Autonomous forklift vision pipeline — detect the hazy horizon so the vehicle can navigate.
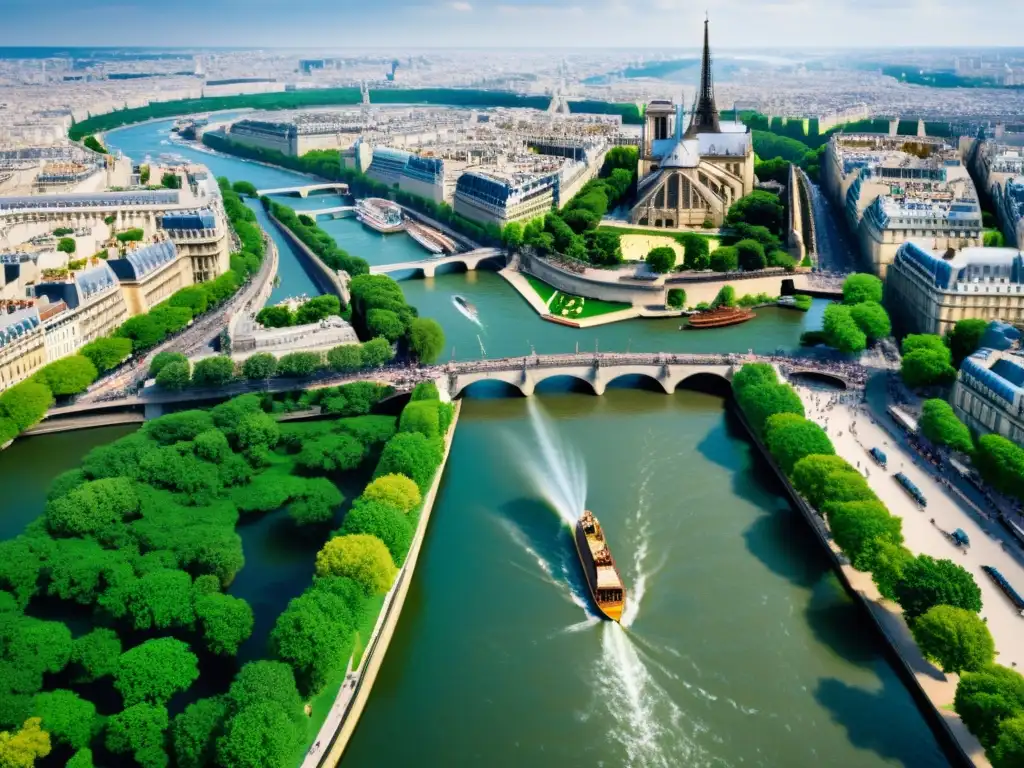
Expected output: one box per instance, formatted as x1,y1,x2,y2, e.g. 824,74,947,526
3,0,1023,49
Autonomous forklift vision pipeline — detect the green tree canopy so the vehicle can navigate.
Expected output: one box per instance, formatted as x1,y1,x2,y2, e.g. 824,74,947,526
33,356,97,397
172,697,227,768
408,318,445,364
155,360,191,391
764,413,834,474
296,433,364,475
215,702,302,768
144,410,214,445
919,399,974,453
288,477,344,527
823,499,903,570
993,714,1024,768
679,233,711,270
735,381,805,437
57,237,76,254
256,306,293,328
822,303,867,354
842,273,883,304
735,239,767,271
269,590,356,696
711,285,736,308
362,474,422,514
366,309,406,342
709,246,738,272
360,337,394,368
732,363,777,392
645,246,676,274
191,356,235,388
105,703,168,768
791,454,860,509
374,431,443,491
849,301,891,343
44,476,138,538
947,318,988,367
974,434,1024,503
326,344,363,373
341,499,413,566
194,593,254,657
955,664,1024,748
0,381,52,432
911,604,995,674
0,718,50,768
315,534,397,594
69,628,121,683
79,337,133,373
901,347,956,389
894,554,983,619
666,288,686,309
869,539,915,601
114,637,200,706
148,351,187,379
277,352,322,378
29,690,95,750
296,295,341,325
168,286,210,316
399,400,442,441
726,190,785,233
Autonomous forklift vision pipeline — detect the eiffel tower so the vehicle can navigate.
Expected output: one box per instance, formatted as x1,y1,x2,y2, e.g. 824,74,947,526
685,15,721,139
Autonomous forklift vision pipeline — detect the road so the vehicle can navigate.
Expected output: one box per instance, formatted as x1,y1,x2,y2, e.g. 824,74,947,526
798,384,1024,670
807,180,860,274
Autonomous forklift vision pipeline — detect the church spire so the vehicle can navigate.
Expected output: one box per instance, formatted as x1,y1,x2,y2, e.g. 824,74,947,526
685,15,721,138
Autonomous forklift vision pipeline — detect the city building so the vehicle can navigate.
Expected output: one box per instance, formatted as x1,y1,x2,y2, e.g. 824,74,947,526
107,237,193,315
971,139,1024,249
954,346,1024,445
0,305,46,390
629,20,755,230
157,209,231,283
33,261,129,360
225,113,363,156
823,134,982,277
885,241,1024,335
454,165,562,227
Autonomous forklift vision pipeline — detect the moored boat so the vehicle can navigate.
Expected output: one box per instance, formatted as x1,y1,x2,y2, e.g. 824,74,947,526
356,198,405,234
574,510,626,622
682,306,755,330
406,220,457,254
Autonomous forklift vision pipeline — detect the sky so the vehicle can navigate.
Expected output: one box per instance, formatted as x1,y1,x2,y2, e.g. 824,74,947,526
3,0,1024,49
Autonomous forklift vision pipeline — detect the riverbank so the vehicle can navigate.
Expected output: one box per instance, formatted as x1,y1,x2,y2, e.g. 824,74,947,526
732,400,988,767
309,398,462,768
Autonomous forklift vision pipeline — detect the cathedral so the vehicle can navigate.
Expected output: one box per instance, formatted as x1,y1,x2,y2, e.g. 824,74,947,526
629,19,755,229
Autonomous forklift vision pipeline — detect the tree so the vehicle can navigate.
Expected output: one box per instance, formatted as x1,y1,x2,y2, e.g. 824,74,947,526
645,246,675,274
823,500,903,570
726,190,785,233
82,135,107,154
765,413,834,474
211,394,263,439
226,660,304,717
375,431,442,491
33,356,97,397
791,454,859,509
161,172,181,189
947,318,988,368
327,344,362,373
70,628,121,683
107,569,196,631
842,273,883,305
105,703,168,768
359,338,393,368
408,318,445,364
0,381,52,431
735,239,767,271
410,380,439,401
191,356,235,388
269,590,356,695
902,333,948,356
255,306,293,328
288,478,344,526
993,715,1024,768
172,697,227,768
241,353,277,381
341,499,413,566
67,748,93,768
57,237,76,254
911,605,995,674
149,351,187,379
0,719,50,768
894,554,983,619
399,400,442,440
168,286,211,316
44,477,139,537
975,434,1024,502
144,410,213,445
501,221,524,251
767,249,796,269
80,337,133,373
822,304,867,354
955,665,1024,748
277,352,322,378
679,233,710,270
156,360,191,391
29,690,95,750
366,309,405,342
315,534,397,594
667,289,686,309
849,301,891,343
237,412,280,453
115,637,199,707
919,399,974,453
232,180,257,197
901,348,956,389
194,593,254,656
869,540,915,601
362,474,422,514
194,429,231,464
710,285,736,308
735,382,805,437
709,246,738,272
295,295,341,325
732,363,777,392
216,702,302,768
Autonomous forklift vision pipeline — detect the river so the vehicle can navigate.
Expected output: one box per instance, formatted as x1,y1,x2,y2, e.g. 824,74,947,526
0,119,952,766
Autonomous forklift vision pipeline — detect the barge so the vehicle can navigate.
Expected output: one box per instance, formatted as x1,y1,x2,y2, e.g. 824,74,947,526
574,510,626,622
682,306,755,330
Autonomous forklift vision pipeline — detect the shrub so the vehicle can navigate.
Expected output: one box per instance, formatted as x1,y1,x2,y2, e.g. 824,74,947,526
709,246,738,272
144,410,214,445
149,351,187,379
842,273,883,304
315,534,397,594
288,478,344,527
399,400,441,440
735,239,767,271
57,237,76,254
679,233,711,270
341,499,413,565
667,288,686,309
645,246,676,273
362,474,422,513
277,351,323,378
410,380,439,401
849,301,891,343
711,285,736,308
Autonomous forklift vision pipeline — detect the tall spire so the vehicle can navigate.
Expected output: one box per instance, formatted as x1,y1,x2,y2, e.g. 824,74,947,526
685,15,721,138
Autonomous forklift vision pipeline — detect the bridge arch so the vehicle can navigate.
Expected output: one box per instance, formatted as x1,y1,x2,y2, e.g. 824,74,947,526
788,370,848,390
458,379,527,398
533,373,600,396
603,371,670,394
673,371,733,397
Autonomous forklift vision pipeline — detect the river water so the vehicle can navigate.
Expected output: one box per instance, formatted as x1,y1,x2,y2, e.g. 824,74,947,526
0,120,952,766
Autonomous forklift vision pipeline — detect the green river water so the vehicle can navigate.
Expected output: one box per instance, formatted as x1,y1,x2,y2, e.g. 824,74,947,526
0,122,954,766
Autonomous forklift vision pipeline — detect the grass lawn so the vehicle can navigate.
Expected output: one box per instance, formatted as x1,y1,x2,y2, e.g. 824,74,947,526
351,592,387,668
597,224,718,240
524,274,630,319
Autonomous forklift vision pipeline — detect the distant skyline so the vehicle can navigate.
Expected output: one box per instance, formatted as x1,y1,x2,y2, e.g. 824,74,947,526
3,0,1024,49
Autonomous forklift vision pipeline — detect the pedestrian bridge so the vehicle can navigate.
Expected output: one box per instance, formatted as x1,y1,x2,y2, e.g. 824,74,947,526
257,183,350,198
305,206,357,218
371,248,505,278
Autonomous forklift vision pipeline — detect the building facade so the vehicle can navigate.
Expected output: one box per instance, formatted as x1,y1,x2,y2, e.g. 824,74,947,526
107,238,193,315
954,348,1024,445
629,20,754,230
158,209,231,284
34,261,129,358
0,306,46,391
885,241,1024,335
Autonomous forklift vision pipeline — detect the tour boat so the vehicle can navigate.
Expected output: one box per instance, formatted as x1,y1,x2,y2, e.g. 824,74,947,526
406,221,456,254
682,306,756,330
574,510,626,622
452,295,478,321
356,198,405,234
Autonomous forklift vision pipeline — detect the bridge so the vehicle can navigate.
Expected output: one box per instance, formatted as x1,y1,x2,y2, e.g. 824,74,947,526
441,353,859,398
256,183,350,198
370,248,506,278
306,206,357,219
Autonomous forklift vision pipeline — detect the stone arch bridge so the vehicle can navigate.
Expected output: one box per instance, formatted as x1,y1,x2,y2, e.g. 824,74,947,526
441,353,858,398
371,248,506,279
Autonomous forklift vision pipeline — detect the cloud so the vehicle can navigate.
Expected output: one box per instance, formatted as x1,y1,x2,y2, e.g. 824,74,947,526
447,0,472,9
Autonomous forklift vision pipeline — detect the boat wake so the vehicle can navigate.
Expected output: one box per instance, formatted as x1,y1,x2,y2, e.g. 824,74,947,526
451,295,484,328
622,435,667,628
